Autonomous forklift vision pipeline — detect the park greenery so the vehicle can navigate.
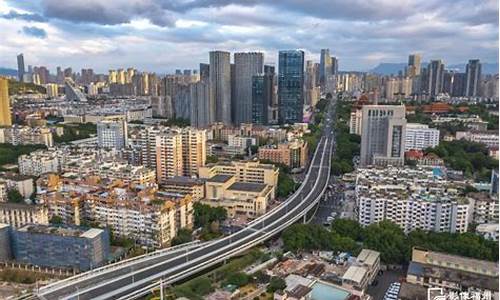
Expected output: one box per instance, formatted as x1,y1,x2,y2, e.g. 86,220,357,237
193,203,227,240
266,276,287,293
172,249,268,300
0,143,46,168
330,100,360,176
54,123,97,143
282,219,498,264
425,140,498,181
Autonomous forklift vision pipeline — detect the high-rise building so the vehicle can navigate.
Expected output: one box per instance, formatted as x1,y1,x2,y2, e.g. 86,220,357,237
233,52,264,124
278,50,304,124
17,54,25,82
319,49,332,87
407,54,421,77
465,59,482,97
190,81,211,127
360,105,406,166
108,70,117,83
0,77,12,126
427,60,445,97
200,63,210,83
252,66,275,125
305,60,320,106
331,56,339,76
405,123,440,151
97,119,128,150
443,71,466,97
209,51,232,125
155,128,206,182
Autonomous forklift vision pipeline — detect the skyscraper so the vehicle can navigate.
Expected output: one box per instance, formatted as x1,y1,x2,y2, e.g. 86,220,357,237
209,51,232,125
278,50,305,124
234,52,264,124
319,49,332,87
199,63,210,83
305,61,320,106
331,56,339,76
0,77,12,126
17,54,25,82
465,59,482,97
360,105,406,167
427,60,445,97
407,54,421,77
252,66,275,125
190,81,211,127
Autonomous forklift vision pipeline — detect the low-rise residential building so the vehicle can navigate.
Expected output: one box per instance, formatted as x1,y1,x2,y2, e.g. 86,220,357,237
227,135,257,149
0,174,34,199
406,247,498,295
456,130,499,148
162,176,206,200
467,192,499,224
0,203,49,228
0,126,53,147
356,167,470,233
201,174,273,217
404,123,440,151
36,175,193,248
18,150,60,176
258,140,308,170
199,160,279,191
12,224,110,271
476,223,499,241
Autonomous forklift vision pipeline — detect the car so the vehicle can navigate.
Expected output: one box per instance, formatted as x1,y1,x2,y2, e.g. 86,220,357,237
326,216,334,222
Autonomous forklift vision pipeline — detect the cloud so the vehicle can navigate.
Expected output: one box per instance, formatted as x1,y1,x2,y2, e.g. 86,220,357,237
21,26,47,38
0,0,497,72
40,0,176,27
2,10,46,22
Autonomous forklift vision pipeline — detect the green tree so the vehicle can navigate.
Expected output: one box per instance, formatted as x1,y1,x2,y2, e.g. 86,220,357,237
267,277,286,293
331,219,363,241
225,272,250,287
206,155,219,164
49,215,63,224
362,221,408,264
193,203,227,228
7,189,23,203
277,172,297,198
171,228,193,246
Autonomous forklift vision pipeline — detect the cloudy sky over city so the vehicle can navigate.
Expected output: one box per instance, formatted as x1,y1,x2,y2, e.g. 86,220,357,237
1,0,498,73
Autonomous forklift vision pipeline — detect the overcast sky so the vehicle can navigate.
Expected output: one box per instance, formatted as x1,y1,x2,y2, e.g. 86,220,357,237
1,0,498,74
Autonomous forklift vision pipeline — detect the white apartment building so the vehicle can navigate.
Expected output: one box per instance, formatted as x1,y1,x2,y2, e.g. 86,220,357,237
97,119,128,149
18,151,60,176
349,108,362,135
227,135,257,149
0,203,49,228
0,126,53,147
405,123,440,151
456,130,499,148
356,167,470,233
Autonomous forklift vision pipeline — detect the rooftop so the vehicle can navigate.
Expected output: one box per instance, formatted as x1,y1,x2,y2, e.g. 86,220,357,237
18,224,104,239
342,265,367,284
164,176,206,186
407,261,498,291
228,182,268,193
356,249,380,267
207,174,234,183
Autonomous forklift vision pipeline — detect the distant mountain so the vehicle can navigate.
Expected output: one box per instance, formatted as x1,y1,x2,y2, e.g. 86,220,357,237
0,68,17,77
370,62,499,75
